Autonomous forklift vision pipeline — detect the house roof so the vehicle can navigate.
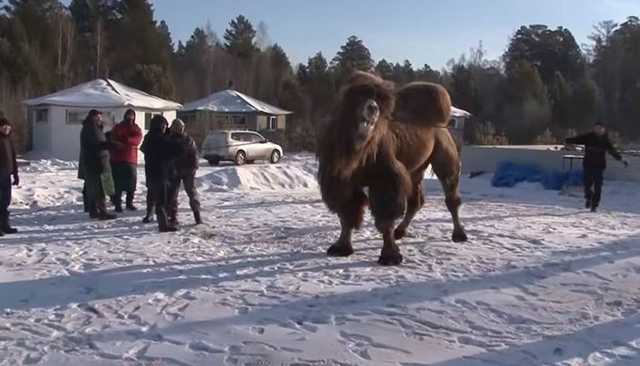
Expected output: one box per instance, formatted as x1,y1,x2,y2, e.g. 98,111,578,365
451,106,472,118
23,79,182,111
182,89,292,115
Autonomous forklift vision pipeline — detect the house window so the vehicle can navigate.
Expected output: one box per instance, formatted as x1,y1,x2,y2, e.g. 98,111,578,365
65,110,115,126
268,116,278,130
231,115,246,125
35,109,48,123
66,110,84,125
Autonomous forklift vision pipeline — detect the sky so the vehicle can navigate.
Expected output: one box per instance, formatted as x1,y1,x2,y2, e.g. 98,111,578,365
151,0,639,69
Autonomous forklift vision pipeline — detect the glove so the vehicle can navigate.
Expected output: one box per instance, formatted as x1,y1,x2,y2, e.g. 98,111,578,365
12,173,19,186
623,160,629,168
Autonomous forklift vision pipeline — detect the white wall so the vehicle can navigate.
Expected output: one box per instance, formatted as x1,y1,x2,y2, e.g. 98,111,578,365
461,145,640,183
30,106,177,162
31,108,52,154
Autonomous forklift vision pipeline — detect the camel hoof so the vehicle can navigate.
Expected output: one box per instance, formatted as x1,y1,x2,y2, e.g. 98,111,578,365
327,243,354,257
394,227,407,240
452,229,468,243
378,251,403,266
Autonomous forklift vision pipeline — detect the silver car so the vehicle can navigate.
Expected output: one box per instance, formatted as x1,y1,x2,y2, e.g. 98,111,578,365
201,130,284,166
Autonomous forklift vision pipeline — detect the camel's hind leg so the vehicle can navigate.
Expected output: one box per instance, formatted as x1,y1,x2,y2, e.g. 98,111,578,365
431,140,468,243
394,169,427,240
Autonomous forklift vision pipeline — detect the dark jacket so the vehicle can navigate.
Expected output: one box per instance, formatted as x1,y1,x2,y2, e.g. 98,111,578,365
0,132,17,179
79,119,111,179
169,133,199,177
566,132,623,170
140,129,182,184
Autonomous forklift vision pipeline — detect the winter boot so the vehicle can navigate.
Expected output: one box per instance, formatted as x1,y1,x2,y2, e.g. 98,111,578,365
194,211,202,225
83,190,89,213
157,208,177,232
168,217,179,228
126,193,138,211
98,211,117,220
143,205,155,223
1,214,17,234
585,199,591,209
95,197,116,220
111,193,123,213
160,226,178,233
591,205,598,213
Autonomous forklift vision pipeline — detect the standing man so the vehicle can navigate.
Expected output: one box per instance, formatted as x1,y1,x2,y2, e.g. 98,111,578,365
167,119,202,227
109,109,142,212
566,122,629,212
140,115,182,232
79,110,117,220
0,117,19,235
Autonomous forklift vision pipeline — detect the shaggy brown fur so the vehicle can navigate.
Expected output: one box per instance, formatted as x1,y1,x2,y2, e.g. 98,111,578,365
317,71,467,266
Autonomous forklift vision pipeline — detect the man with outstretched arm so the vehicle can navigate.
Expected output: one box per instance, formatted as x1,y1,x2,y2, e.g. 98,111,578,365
565,122,629,212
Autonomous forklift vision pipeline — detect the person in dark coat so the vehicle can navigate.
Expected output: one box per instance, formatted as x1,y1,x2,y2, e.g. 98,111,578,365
109,109,142,212
79,110,117,220
167,119,202,226
140,115,182,232
0,117,19,235
565,122,629,212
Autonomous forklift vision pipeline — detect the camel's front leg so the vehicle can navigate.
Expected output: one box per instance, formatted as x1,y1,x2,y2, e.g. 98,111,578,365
327,189,368,257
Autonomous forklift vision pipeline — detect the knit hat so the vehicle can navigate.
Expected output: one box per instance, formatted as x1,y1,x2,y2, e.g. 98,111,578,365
170,119,185,134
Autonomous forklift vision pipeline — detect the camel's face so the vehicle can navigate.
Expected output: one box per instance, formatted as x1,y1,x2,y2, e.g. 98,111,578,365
343,84,386,150
355,98,380,148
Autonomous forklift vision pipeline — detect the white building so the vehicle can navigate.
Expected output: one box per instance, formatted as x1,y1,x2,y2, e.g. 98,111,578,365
24,79,182,161
449,106,472,148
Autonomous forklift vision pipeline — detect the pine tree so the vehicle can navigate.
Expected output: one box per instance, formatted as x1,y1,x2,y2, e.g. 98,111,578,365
375,59,393,80
331,35,373,81
224,15,258,59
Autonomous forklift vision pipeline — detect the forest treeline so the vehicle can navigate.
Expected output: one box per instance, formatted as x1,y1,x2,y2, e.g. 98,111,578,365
1,0,639,151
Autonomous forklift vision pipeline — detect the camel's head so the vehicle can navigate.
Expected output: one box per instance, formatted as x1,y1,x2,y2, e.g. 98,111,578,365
338,71,395,150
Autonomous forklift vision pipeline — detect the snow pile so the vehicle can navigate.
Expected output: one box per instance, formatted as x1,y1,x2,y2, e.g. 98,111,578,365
21,159,79,174
202,162,318,192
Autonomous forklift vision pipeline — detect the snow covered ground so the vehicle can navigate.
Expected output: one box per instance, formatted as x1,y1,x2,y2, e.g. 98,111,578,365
1,154,640,366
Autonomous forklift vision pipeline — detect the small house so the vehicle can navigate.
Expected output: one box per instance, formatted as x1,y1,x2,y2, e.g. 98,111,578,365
179,89,292,146
449,106,472,148
24,79,182,161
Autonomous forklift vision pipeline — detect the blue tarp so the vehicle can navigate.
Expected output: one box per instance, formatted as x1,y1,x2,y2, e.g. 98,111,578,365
491,161,583,190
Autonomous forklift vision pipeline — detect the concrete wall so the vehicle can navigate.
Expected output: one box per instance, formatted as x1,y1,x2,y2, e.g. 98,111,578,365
461,145,640,182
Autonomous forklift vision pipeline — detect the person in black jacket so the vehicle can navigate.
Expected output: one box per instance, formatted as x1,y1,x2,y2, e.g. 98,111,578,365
140,115,183,232
78,110,117,220
565,122,629,212
167,119,202,226
0,117,19,235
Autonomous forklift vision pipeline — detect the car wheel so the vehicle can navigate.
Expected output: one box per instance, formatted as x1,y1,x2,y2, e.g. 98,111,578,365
270,150,281,164
235,151,247,166
208,158,220,166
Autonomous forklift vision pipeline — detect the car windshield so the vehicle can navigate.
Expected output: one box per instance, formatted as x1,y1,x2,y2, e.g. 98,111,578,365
205,133,226,146
247,134,264,142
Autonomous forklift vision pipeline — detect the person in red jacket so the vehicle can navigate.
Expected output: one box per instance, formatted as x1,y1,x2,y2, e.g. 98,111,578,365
109,109,143,212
